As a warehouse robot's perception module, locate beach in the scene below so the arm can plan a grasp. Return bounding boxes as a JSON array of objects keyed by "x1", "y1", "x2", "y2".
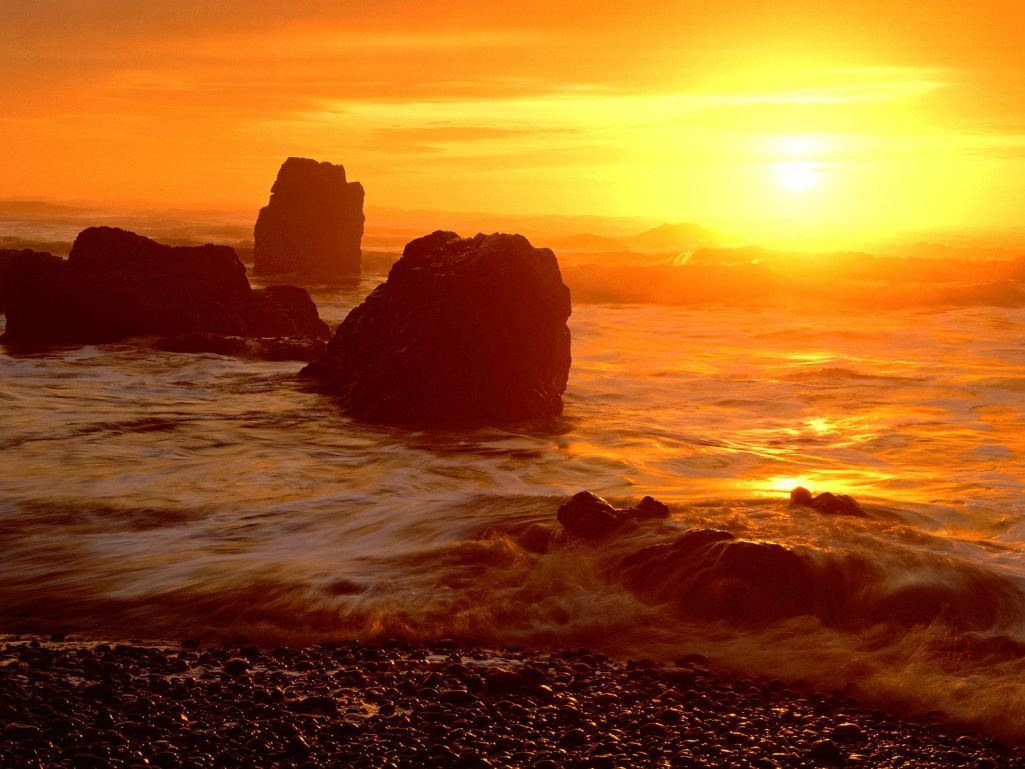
[
  {"x1": 3, "y1": 636, "x2": 1020, "y2": 769},
  {"x1": 6, "y1": 0, "x2": 1025, "y2": 763}
]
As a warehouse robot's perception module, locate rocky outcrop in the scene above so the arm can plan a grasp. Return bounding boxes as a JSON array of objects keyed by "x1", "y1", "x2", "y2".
[
  {"x1": 1, "y1": 227, "x2": 329, "y2": 346},
  {"x1": 0, "y1": 249, "x2": 62, "y2": 313},
  {"x1": 253, "y1": 157, "x2": 365, "y2": 277},
  {"x1": 302, "y1": 231, "x2": 572, "y2": 426},
  {"x1": 246, "y1": 285, "x2": 328, "y2": 339},
  {"x1": 557, "y1": 491, "x2": 670, "y2": 539}
]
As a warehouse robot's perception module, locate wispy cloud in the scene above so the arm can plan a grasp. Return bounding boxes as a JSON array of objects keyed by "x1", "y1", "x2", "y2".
[{"x1": 0, "y1": 0, "x2": 1023, "y2": 242}]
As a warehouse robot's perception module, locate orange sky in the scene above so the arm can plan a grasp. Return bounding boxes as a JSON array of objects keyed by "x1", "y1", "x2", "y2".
[{"x1": 2, "y1": 1, "x2": 1024, "y2": 247}]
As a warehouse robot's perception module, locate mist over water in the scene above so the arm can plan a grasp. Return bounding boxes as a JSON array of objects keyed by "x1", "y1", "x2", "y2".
[{"x1": 2, "y1": 276, "x2": 1025, "y2": 736}]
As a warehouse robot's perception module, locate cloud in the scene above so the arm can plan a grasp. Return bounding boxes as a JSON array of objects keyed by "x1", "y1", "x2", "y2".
[
  {"x1": 966, "y1": 135, "x2": 1025, "y2": 159},
  {"x1": 2, "y1": 0, "x2": 1025, "y2": 235}
]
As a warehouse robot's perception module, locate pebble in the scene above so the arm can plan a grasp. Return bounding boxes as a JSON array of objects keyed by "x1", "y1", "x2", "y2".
[
  {"x1": 831, "y1": 721, "x2": 865, "y2": 743},
  {"x1": 0, "y1": 638, "x2": 1016, "y2": 769},
  {"x1": 222, "y1": 658, "x2": 249, "y2": 677},
  {"x1": 808, "y1": 737, "x2": 846, "y2": 766},
  {"x1": 556, "y1": 728, "x2": 587, "y2": 748}
]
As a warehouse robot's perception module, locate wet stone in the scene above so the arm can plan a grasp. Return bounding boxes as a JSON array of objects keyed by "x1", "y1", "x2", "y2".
[
  {"x1": 808, "y1": 738, "x2": 846, "y2": 766},
  {"x1": 656, "y1": 708, "x2": 683, "y2": 724},
  {"x1": 438, "y1": 689, "x2": 478, "y2": 707},
  {"x1": 289, "y1": 695, "x2": 338, "y2": 715},
  {"x1": 486, "y1": 668, "x2": 528, "y2": 693},
  {"x1": 4, "y1": 722, "x2": 42, "y2": 740},
  {"x1": 831, "y1": 721, "x2": 865, "y2": 742},
  {"x1": 222, "y1": 658, "x2": 249, "y2": 677},
  {"x1": 559, "y1": 728, "x2": 589, "y2": 748},
  {"x1": 0, "y1": 638, "x2": 1017, "y2": 769},
  {"x1": 284, "y1": 735, "x2": 312, "y2": 759}
]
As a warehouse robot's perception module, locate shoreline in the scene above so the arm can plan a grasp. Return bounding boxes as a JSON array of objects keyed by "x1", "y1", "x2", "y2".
[{"x1": 1, "y1": 636, "x2": 1019, "y2": 768}]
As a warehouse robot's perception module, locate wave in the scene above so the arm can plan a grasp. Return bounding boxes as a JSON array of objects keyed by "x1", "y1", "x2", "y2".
[
  {"x1": 5, "y1": 492, "x2": 1025, "y2": 736},
  {"x1": 560, "y1": 253, "x2": 1025, "y2": 310},
  {"x1": 2, "y1": 292, "x2": 1025, "y2": 738}
]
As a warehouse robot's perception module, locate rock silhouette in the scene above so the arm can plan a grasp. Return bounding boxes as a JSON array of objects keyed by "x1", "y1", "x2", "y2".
[
  {"x1": 789, "y1": 486, "x2": 866, "y2": 517},
  {"x1": 302, "y1": 230, "x2": 572, "y2": 425},
  {"x1": 0, "y1": 248, "x2": 61, "y2": 313},
  {"x1": 253, "y1": 157, "x2": 365, "y2": 277},
  {"x1": 557, "y1": 491, "x2": 670, "y2": 539},
  {"x1": 1, "y1": 227, "x2": 329, "y2": 345}
]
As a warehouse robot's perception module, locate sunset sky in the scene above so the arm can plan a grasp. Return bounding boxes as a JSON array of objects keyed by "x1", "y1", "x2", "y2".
[{"x1": 3, "y1": 1, "x2": 1024, "y2": 246}]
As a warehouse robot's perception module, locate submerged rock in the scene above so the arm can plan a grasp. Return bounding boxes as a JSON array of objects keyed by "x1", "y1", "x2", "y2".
[
  {"x1": 619, "y1": 530, "x2": 829, "y2": 624},
  {"x1": 1, "y1": 227, "x2": 329, "y2": 346},
  {"x1": 790, "y1": 486, "x2": 866, "y2": 517},
  {"x1": 631, "y1": 495, "x2": 671, "y2": 520},
  {"x1": 253, "y1": 157, "x2": 365, "y2": 277},
  {"x1": 557, "y1": 492, "x2": 622, "y2": 539},
  {"x1": 617, "y1": 526, "x2": 1020, "y2": 630},
  {"x1": 557, "y1": 491, "x2": 671, "y2": 539},
  {"x1": 302, "y1": 230, "x2": 572, "y2": 426}
]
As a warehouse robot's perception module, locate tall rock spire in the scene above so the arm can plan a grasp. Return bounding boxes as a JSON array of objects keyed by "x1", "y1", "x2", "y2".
[{"x1": 254, "y1": 157, "x2": 365, "y2": 277}]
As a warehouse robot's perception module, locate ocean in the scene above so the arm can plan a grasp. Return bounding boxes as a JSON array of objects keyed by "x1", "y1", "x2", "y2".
[{"x1": 2, "y1": 271, "x2": 1025, "y2": 736}]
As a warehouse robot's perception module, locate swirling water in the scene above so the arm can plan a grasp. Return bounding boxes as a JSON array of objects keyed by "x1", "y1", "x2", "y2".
[{"x1": 2, "y1": 282, "x2": 1025, "y2": 735}]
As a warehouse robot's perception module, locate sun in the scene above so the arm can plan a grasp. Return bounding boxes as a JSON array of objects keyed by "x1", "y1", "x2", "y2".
[{"x1": 774, "y1": 161, "x2": 822, "y2": 192}]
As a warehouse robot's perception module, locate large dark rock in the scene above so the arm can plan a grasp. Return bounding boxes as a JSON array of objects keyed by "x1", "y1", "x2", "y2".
[
  {"x1": 1, "y1": 227, "x2": 329, "y2": 345},
  {"x1": 302, "y1": 230, "x2": 572, "y2": 426},
  {"x1": 253, "y1": 157, "x2": 365, "y2": 277},
  {"x1": 0, "y1": 249, "x2": 61, "y2": 313},
  {"x1": 246, "y1": 285, "x2": 327, "y2": 339}
]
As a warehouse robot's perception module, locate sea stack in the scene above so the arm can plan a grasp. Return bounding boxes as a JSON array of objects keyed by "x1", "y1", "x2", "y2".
[
  {"x1": 302, "y1": 230, "x2": 572, "y2": 426},
  {"x1": 253, "y1": 157, "x2": 365, "y2": 277}
]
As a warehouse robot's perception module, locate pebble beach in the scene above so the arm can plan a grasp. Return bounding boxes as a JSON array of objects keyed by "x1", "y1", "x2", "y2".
[{"x1": 2, "y1": 637, "x2": 1020, "y2": 769}]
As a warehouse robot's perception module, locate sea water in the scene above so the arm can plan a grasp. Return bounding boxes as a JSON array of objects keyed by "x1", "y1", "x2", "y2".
[{"x1": 2, "y1": 279, "x2": 1024, "y2": 735}]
